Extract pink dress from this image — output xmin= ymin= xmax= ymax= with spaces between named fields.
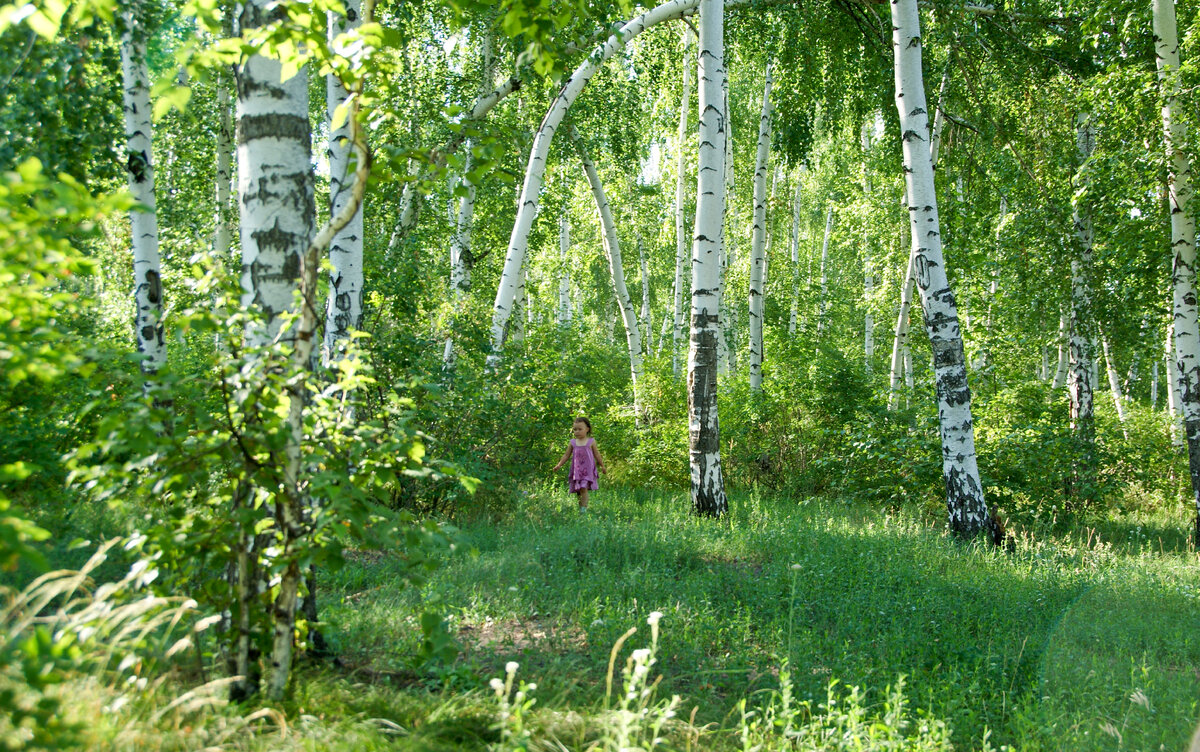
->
xmin=568 ymin=437 xmax=599 ymax=492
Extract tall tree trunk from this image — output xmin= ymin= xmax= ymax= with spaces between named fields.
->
xmin=213 ymin=11 xmax=235 ymax=262
xmin=689 ymin=0 xmax=728 ymax=517
xmin=788 ymin=168 xmax=803 ymax=335
xmin=1068 ymin=117 xmax=1096 ymax=453
xmin=672 ymin=26 xmax=695 ymax=376
xmin=861 ymin=120 xmax=875 ymax=374
xmin=717 ymin=79 xmax=734 ymax=378
xmin=815 ymin=206 xmax=833 ymax=335
xmin=748 ymin=62 xmax=772 ymax=392
xmin=324 ymin=0 xmax=364 ymax=368
xmin=1155 ymin=0 xmax=1200 ymax=542
xmin=121 ymin=4 xmax=165 ymax=375
xmin=234 ymin=0 xmax=316 ymax=701
xmin=639 ymin=234 xmax=651 ymax=346
xmin=891 ymin=0 xmax=997 ymax=540
xmin=488 ymin=0 xmax=708 ymax=365
xmin=557 ymin=215 xmax=572 ymax=326
xmin=443 ymin=30 xmax=495 ymax=370
xmin=888 ymin=252 xmax=916 ymax=411
xmin=573 ymin=127 xmax=644 ymax=421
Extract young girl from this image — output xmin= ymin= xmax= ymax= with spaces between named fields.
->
xmin=552 ymin=417 xmax=605 ymax=511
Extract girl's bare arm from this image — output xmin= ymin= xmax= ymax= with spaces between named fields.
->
xmin=591 ymin=443 xmax=606 ymax=473
xmin=552 ymin=446 xmax=571 ymax=471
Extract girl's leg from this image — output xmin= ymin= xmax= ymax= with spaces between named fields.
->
xmin=578 ymin=488 xmax=589 ymax=510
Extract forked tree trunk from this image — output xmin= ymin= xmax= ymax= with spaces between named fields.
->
xmin=748 ymin=62 xmax=773 ymax=392
xmin=689 ymin=0 xmax=728 ymax=517
xmin=324 ymin=0 xmax=364 ymax=368
xmin=1155 ymin=0 xmax=1200 ymax=542
xmin=121 ymin=5 xmax=165 ymax=374
xmin=672 ymin=26 xmax=694 ymax=375
xmin=573 ymin=127 xmax=644 ymax=421
xmin=891 ymin=0 xmax=997 ymax=540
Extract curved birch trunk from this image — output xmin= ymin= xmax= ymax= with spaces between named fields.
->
xmin=324 ymin=0 xmax=364 ymax=368
xmin=672 ymin=27 xmax=695 ymax=376
xmin=557 ymin=215 xmax=572 ymax=326
xmin=891 ymin=0 xmax=997 ymax=540
xmin=748 ymin=62 xmax=772 ymax=392
xmin=1068 ymin=117 xmax=1096 ymax=447
xmin=788 ymin=169 xmax=802 ymax=335
xmin=121 ymin=8 xmax=165 ymax=374
xmin=489 ymin=0 xmax=704 ymax=365
xmin=689 ymin=0 xmax=728 ymax=517
xmin=572 ymin=127 xmax=644 ymax=420
xmin=1100 ymin=329 xmax=1128 ymax=434
xmin=1155 ymin=0 xmax=1200 ymax=542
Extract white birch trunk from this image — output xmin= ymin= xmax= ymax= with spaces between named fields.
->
xmin=489 ymin=0 xmax=706 ymax=364
xmin=1155 ymin=0 xmax=1200 ymax=541
xmin=815 ymin=206 xmax=833 ymax=335
xmin=639 ymin=234 xmax=651 ymax=345
xmin=888 ymin=252 xmax=916 ymax=411
xmin=1068 ymin=117 xmax=1096 ymax=441
xmin=573 ymin=127 xmax=644 ymax=420
xmin=1100 ymin=330 xmax=1128 ymax=430
xmin=235 ymin=0 xmax=320 ymax=702
xmin=892 ymin=0 xmax=997 ymax=540
xmin=689 ymin=0 xmax=728 ymax=517
xmin=121 ymin=9 xmax=165 ymax=374
xmin=1168 ymin=324 xmax=1184 ymax=448
xmin=788 ymin=168 xmax=803 ymax=335
xmin=748 ymin=62 xmax=772 ymax=392
xmin=511 ymin=266 xmax=526 ymax=344
xmin=1151 ymin=359 xmax=1159 ymax=410
xmin=861 ymin=121 xmax=875 ymax=373
xmin=1052 ymin=312 xmax=1069 ymax=389
xmin=324 ymin=0 xmax=364 ymax=368
xmin=557 ymin=215 xmax=572 ymax=326
xmin=213 ymin=12 xmax=235 ymax=261
xmin=672 ymin=26 xmax=695 ymax=376
xmin=716 ymin=78 xmax=733 ymax=378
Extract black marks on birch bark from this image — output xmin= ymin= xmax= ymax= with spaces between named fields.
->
xmin=127 ymin=149 xmax=150 ymax=184
xmin=144 ymin=269 xmax=161 ymax=305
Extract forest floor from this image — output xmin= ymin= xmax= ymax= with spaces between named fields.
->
xmin=300 ymin=485 xmax=1200 ymax=751
xmin=18 ymin=485 xmax=1200 ymax=750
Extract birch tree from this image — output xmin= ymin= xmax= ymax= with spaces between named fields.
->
xmin=673 ymin=27 xmax=695 ymax=375
xmin=748 ymin=62 xmax=772 ymax=392
xmin=1154 ymin=0 xmax=1200 ymax=542
xmin=787 ymin=168 xmax=803 ymax=335
xmin=324 ymin=0 xmax=364 ymax=368
xmin=213 ymin=12 xmax=235 ymax=261
xmin=891 ymin=0 xmax=998 ymax=540
xmin=557 ymin=215 xmax=572 ymax=326
xmin=572 ymin=126 xmax=645 ymax=421
xmin=121 ymin=2 xmax=165 ymax=375
xmin=1067 ymin=117 xmax=1096 ymax=451
xmin=689 ymin=0 xmax=728 ymax=517
xmin=814 ymin=205 xmax=833 ymax=335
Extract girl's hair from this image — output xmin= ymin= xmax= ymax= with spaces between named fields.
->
xmin=573 ymin=416 xmax=592 ymax=435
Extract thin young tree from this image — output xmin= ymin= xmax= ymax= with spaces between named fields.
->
xmin=748 ymin=62 xmax=773 ymax=392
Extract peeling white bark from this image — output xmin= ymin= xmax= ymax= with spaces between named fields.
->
xmin=121 ymin=9 xmax=165 ymax=374
xmin=689 ymin=0 xmax=728 ymax=517
xmin=892 ymin=0 xmax=996 ymax=540
xmin=324 ymin=0 xmax=364 ymax=368
xmin=748 ymin=62 xmax=772 ymax=392
xmin=1155 ymin=0 xmax=1200 ymax=540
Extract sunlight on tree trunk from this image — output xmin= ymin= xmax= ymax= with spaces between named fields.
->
xmin=748 ymin=62 xmax=772 ymax=392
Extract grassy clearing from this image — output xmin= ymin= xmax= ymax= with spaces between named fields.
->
xmin=308 ymin=484 xmax=1200 ymax=751
xmin=10 ymin=486 xmax=1199 ymax=750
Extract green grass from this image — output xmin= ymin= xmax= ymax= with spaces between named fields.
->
xmin=13 ymin=485 xmax=1199 ymax=750
xmin=305 ymin=484 xmax=1200 ymax=751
